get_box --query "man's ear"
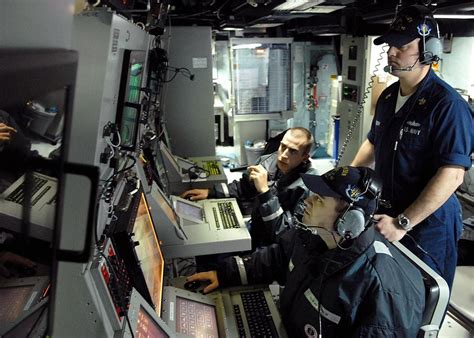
[302,153,310,162]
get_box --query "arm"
[256,186,306,243]
[351,139,375,167]
[186,230,297,293]
[374,165,465,241]
[0,251,36,277]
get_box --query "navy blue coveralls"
[367,69,474,288]
[217,226,425,337]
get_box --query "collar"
[275,160,312,188]
[317,226,376,278]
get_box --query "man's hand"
[180,189,210,201]
[373,214,407,242]
[248,165,269,193]
[0,123,17,142]
[0,251,36,277]
[186,271,219,294]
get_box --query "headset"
[335,168,383,240]
[417,8,442,65]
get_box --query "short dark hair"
[288,127,314,155]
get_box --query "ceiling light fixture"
[250,23,285,28]
[231,43,263,49]
[433,14,474,19]
[274,0,325,11]
[222,27,244,31]
[290,5,345,14]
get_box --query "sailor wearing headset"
[186,167,425,337]
[351,5,474,289]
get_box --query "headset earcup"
[336,209,366,240]
[421,37,442,64]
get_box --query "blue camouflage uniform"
[367,69,474,288]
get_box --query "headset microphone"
[384,65,414,73]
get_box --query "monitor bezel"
[110,184,164,310]
[124,288,173,338]
[172,196,205,224]
[115,49,147,152]
[161,286,220,338]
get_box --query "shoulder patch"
[373,241,392,257]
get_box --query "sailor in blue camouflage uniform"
[352,5,473,289]
[187,166,425,337]
[182,127,317,248]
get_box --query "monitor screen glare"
[175,200,203,221]
[176,296,219,338]
[135,305,169,338]
[133,194,164,314]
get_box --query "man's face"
[387,38,422,77]
[302,194,344,230]
[277,131,310,174]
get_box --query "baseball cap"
[301,166,380,216]
[373,5,437,48]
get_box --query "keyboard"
[202,160,221,175]
[6,175,48,205]
[216,201,239,229]
[234,290,278,337]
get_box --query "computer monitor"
[175,296,219,337]
[110,184,165,313]
[116,50,146,151]
[162,287,219,338]
[132,192,165,315]
[124,288,173,338]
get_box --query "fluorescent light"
[232,43,263,49]
[274,0,325,11]
[433,14,474,19]
[222,27,244,31]
[250,23,285,28]
[291,5,345,13]
[316,33,341,36]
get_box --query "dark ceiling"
[166,0,474,37]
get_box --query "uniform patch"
[304,324,318,338]
[373,241,392,257]
[304,289,341,324]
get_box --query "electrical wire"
[335,45,388,166]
